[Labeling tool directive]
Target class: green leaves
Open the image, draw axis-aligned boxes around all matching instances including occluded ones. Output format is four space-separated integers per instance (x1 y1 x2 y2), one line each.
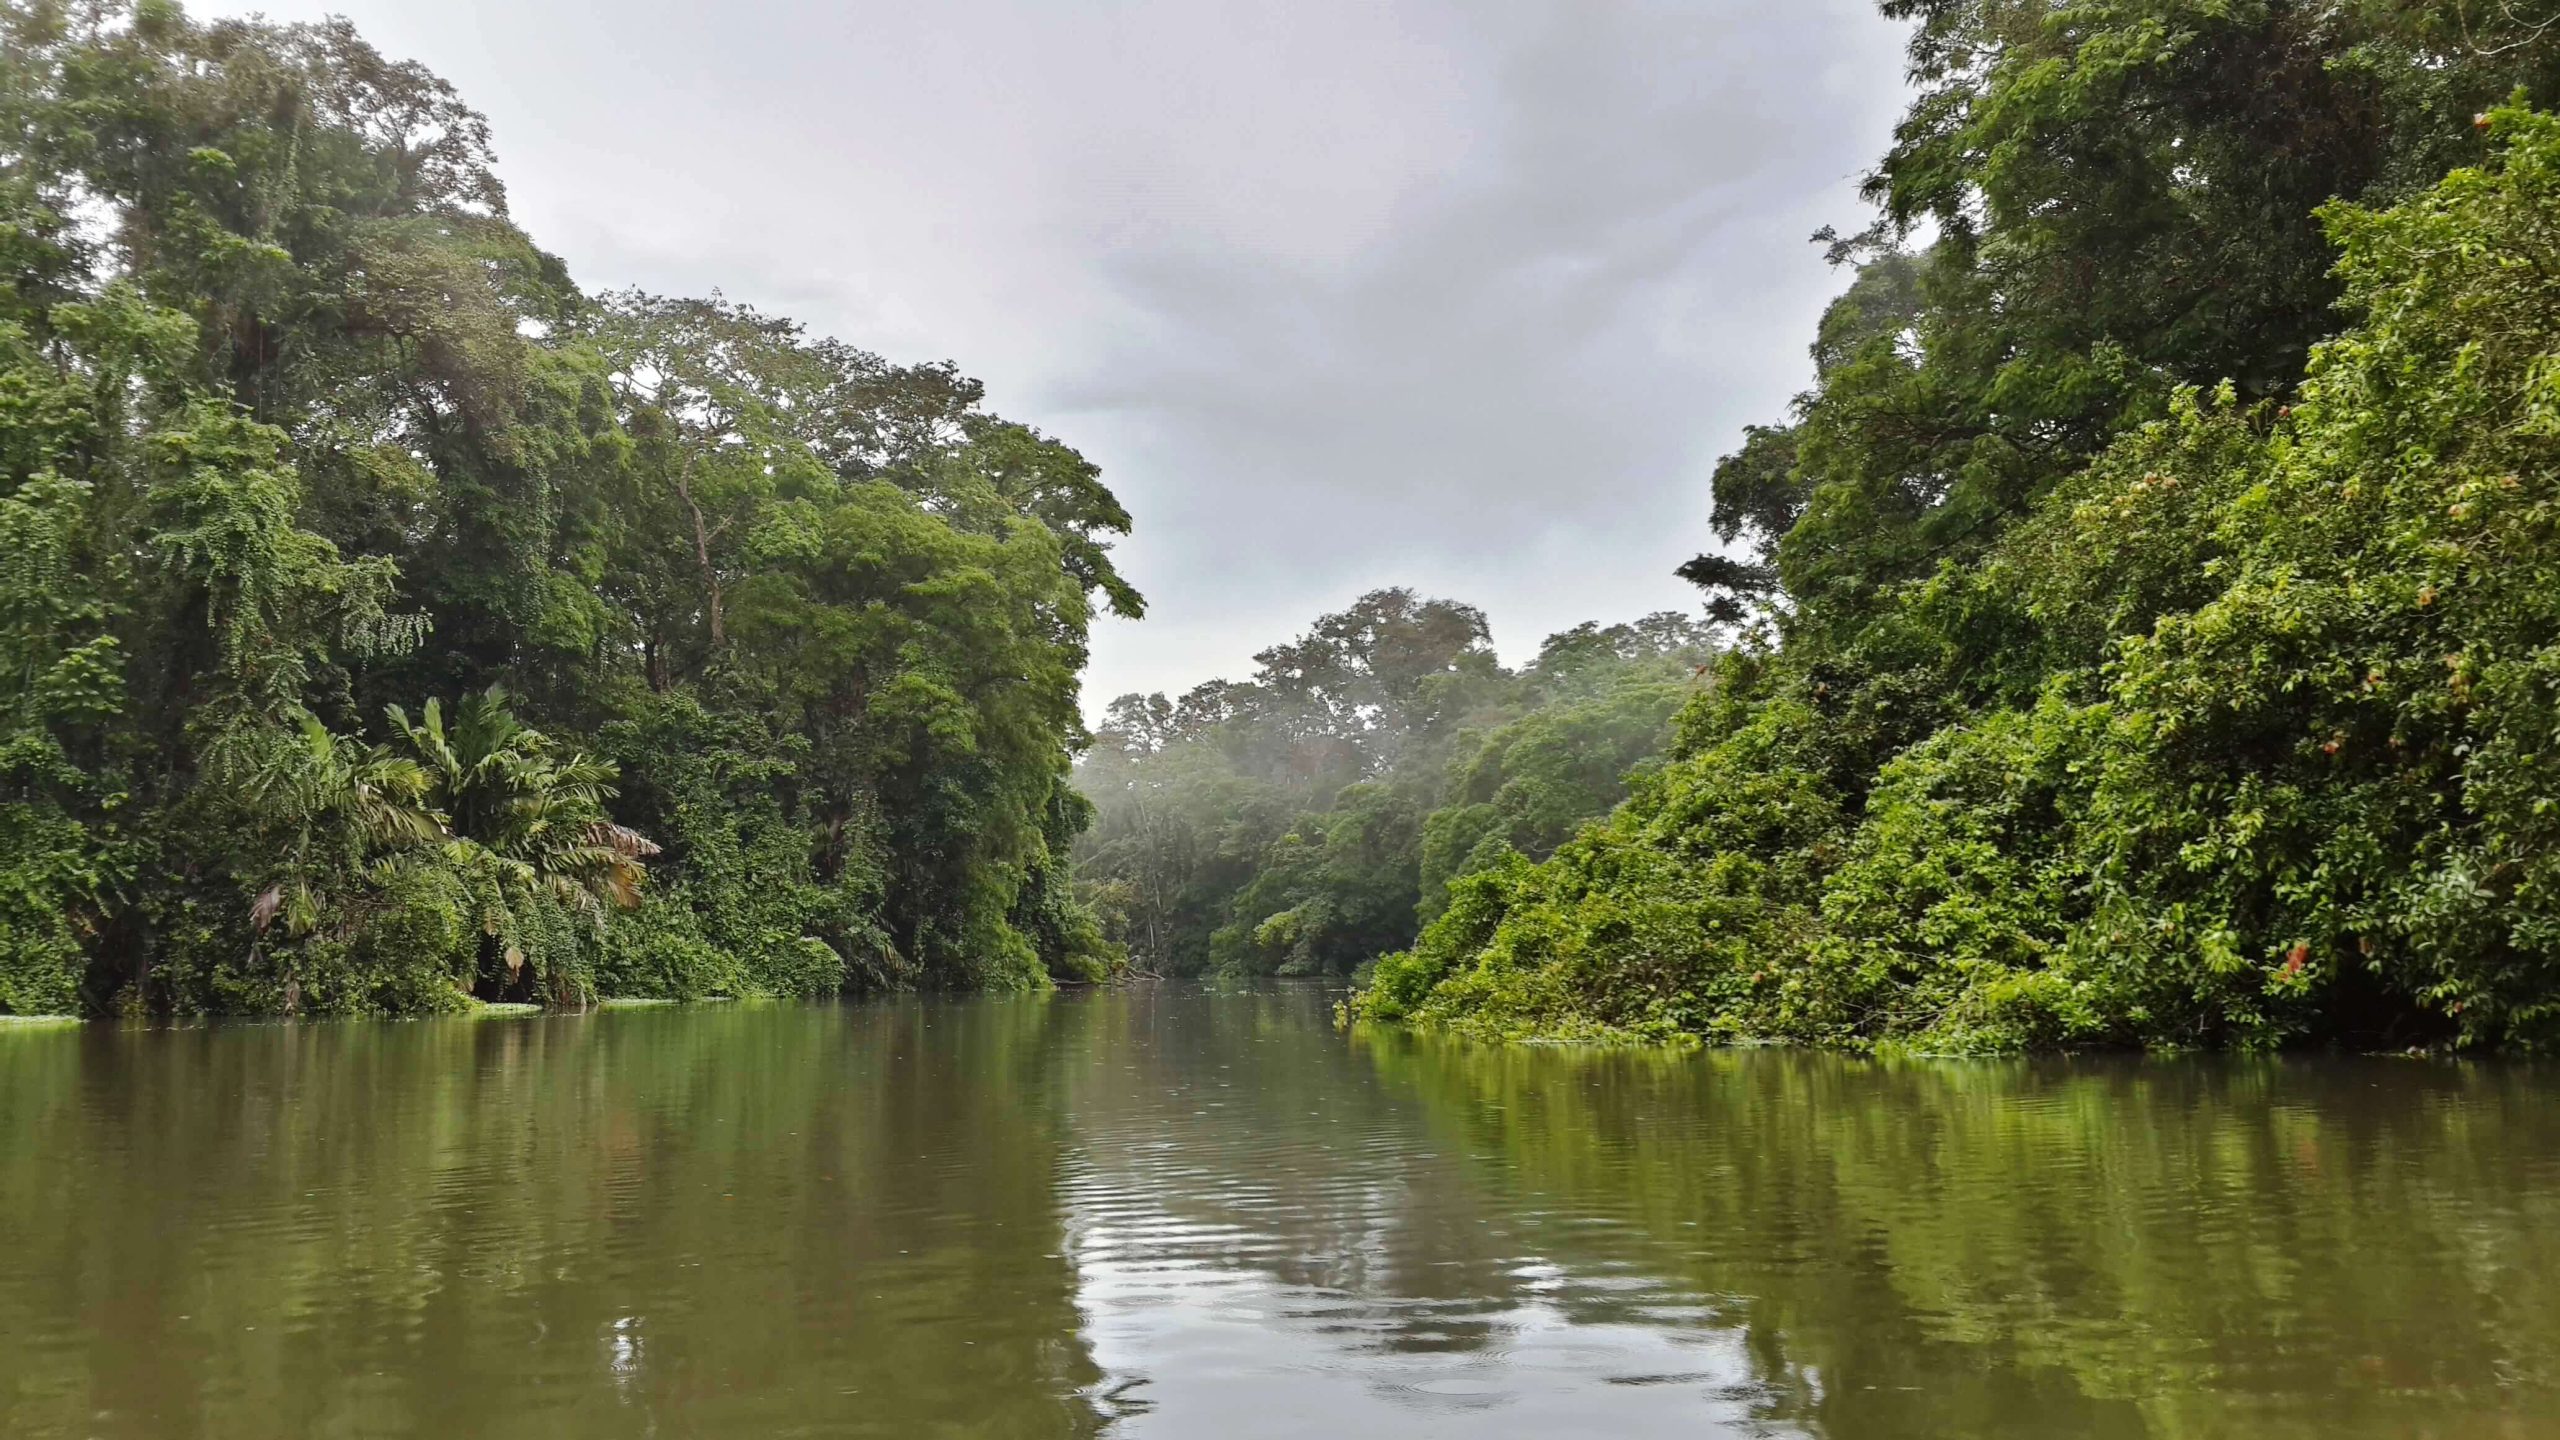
0 2 1132 1015
1359 25 2560 1053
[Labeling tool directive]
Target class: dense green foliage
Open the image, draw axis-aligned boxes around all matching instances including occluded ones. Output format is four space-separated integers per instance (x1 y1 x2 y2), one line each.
1356 2 2560 1051
0 1 1131 1016
1073 595 1713 977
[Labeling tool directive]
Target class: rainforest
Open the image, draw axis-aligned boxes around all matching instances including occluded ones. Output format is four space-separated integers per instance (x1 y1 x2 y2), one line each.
0 1 1134 1017
1329 4 2560 1051
1094 2 2560 1053
14 0 2560 1055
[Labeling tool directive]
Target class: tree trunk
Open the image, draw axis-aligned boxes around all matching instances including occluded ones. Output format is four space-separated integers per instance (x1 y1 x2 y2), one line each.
674 464 724 647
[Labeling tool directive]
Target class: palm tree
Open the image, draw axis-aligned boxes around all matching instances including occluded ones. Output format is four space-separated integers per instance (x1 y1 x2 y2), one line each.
243 713 444 1010
386 688 658 1001
245 713 443 936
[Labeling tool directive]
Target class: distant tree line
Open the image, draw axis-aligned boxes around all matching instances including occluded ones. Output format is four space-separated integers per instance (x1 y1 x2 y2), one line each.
1074 593 1716 978
0 1 1134 1016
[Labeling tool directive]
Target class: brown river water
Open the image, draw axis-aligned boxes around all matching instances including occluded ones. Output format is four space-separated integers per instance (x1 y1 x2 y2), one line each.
4 983 2557 1437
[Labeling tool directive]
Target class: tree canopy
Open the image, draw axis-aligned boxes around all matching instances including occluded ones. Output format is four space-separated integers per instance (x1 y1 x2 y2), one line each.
1356 1 2560 1052
0 0 1132 1016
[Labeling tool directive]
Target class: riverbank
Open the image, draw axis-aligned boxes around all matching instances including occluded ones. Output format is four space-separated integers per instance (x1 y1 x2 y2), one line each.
0 995 771 1029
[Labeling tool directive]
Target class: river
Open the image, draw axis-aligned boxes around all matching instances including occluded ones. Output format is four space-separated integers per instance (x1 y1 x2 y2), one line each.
3 983 2556 1437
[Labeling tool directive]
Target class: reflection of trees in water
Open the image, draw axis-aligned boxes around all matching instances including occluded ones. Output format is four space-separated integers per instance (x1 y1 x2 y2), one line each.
1360 1035 2560 1438
1044 984 1797 1426
0 1004 1109 1439
1051 984 1504 1297
11 993 2557 1440
1033 985 2560 1436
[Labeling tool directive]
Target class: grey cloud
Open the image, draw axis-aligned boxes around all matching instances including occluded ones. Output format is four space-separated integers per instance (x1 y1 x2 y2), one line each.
194 0 1911 708
1054 2 1910 693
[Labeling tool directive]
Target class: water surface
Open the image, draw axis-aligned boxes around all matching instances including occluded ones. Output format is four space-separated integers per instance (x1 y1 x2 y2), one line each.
4 985 2557 1437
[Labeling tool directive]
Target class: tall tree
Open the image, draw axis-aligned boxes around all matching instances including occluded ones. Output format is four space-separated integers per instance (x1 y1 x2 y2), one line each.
0 1 1133 1016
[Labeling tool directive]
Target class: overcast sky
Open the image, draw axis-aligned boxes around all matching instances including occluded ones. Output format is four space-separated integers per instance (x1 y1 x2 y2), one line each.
200 0 1915 712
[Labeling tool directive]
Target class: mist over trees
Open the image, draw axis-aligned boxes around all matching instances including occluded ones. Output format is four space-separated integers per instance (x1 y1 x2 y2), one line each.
1073 593 1716 978
0 1 1131 1016
1355 0 2560 1051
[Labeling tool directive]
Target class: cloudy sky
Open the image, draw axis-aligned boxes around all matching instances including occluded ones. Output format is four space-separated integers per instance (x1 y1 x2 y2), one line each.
202 0 1915 711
